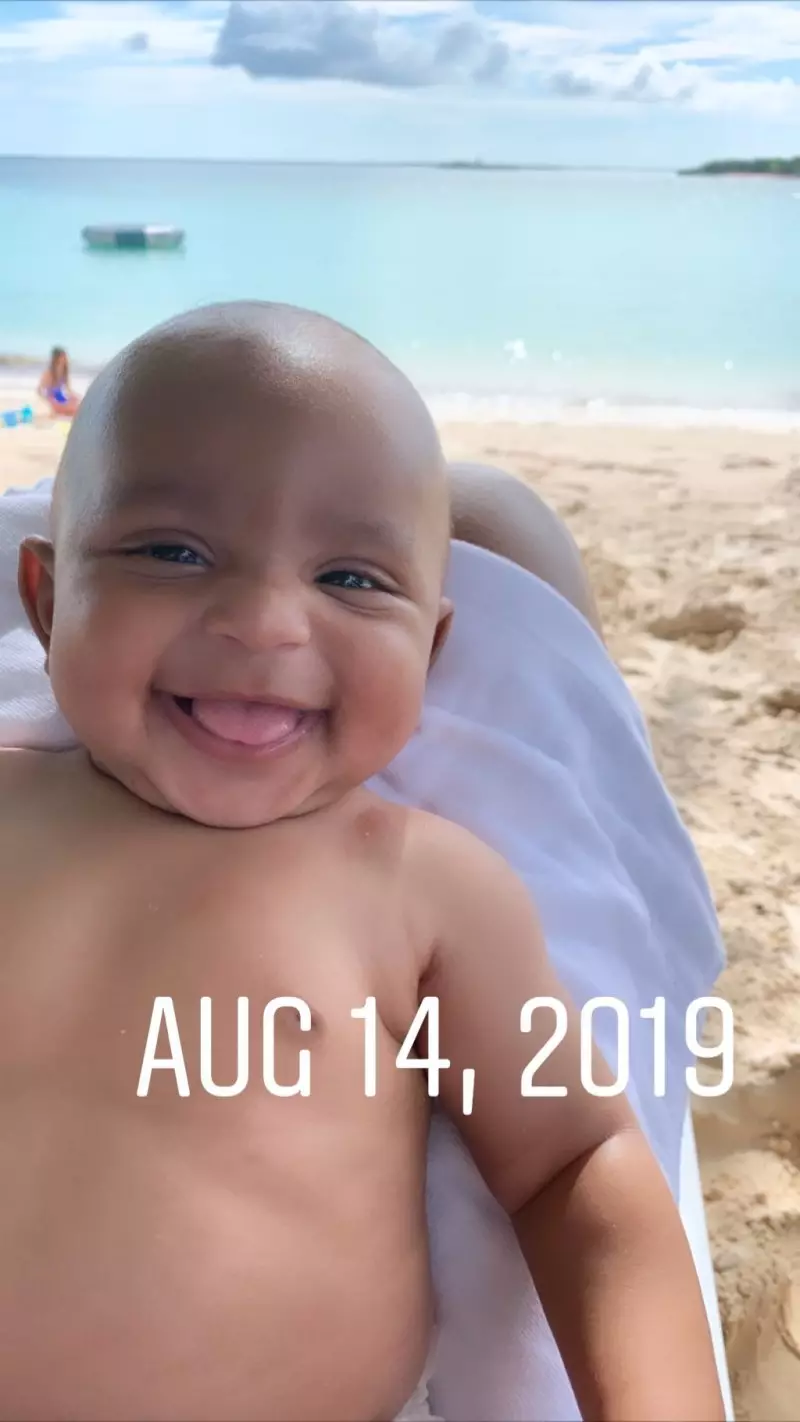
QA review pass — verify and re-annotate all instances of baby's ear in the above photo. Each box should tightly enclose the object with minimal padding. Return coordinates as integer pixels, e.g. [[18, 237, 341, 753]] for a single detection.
[[18, 537, 56, 666], [429, 596, 454, 670]]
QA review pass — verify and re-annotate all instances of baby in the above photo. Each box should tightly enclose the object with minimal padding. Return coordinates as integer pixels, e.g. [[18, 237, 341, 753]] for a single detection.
[[0, 302, 723, 1422]]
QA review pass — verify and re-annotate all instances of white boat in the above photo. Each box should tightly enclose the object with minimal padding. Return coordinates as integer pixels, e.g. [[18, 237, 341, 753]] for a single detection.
[[81, 224, 184, 251]]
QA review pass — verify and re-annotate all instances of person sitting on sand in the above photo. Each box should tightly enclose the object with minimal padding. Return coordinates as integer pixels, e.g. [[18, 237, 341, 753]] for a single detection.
[[37, 346, 81, 417], [1, 301, 724, 1422]]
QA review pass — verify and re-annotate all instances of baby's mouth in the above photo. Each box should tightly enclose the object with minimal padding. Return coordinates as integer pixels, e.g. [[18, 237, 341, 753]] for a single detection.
[[171, 695, 315, 749]]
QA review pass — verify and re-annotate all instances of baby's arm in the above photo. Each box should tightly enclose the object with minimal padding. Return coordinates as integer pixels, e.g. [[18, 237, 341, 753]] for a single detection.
[[417, 817, 724, 1422]]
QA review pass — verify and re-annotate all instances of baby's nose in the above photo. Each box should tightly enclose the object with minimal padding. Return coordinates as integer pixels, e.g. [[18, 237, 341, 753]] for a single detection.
[[204, 577, 312, 652]]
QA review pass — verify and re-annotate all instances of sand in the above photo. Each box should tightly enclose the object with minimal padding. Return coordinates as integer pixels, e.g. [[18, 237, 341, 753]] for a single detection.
[[2, 387, 799, 1420], [441, 420, 800, 1422]]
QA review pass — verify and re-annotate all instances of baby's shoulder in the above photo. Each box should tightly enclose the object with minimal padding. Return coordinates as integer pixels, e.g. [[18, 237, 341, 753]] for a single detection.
[[0, 745, 67, 806], [0, 746, 132, 835], [0, 750, 94, 871], [396, 803, 526, 928], [399, 809, 550, 992], [347, 793, 489, 868], [402, 803, 503, 869]]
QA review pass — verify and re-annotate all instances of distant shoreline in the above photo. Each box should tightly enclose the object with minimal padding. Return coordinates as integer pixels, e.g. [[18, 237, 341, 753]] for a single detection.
[[3, 152, 800, 178], [680, 157, 800, 178], [0, 153, 673, 173]]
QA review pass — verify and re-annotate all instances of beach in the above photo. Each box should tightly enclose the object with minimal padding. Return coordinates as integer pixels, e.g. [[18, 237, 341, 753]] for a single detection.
[[443, 418, 800, 1422], [1, 395, 799, 1420]]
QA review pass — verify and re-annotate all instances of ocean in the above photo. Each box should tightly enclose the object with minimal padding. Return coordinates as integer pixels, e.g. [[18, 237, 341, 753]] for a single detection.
[[3, 155, 800, 421]]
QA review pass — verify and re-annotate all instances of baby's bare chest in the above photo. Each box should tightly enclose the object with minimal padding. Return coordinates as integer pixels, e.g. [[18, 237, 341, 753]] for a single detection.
[[0, 771, 432, 1419], [0, 798, 420, 1110]]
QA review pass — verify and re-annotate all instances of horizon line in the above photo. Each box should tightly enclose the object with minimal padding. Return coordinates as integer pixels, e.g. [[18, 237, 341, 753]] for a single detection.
[[0, 153, 677, 172]]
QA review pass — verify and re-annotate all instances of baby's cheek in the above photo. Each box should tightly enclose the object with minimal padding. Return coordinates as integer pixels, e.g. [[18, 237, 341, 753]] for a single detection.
[[48, 629, 115, 727], [48, 598, 152, 726], [45, 643, 102, 746], [82, 590, 173, 677], [346, 635, 427, 748]]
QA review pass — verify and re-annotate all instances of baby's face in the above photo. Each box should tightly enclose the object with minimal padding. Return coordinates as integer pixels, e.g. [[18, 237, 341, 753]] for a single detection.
[[24, 330, 450, 827]]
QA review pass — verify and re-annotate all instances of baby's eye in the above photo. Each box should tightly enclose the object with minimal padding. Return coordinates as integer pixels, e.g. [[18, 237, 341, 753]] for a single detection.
[[131, 544, 207, 566], [318, 569, 386, 592]]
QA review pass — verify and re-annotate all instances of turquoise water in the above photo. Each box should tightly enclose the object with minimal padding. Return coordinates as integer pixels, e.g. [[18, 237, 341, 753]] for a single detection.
[[2, 156, 800, 413]]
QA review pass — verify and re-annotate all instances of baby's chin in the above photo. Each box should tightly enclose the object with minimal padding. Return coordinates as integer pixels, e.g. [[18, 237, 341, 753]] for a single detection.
[[90, 752, 338, 829]]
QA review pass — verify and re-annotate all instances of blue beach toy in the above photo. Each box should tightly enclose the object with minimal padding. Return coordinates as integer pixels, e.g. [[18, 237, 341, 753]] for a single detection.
[[0, 406, 34, 428]]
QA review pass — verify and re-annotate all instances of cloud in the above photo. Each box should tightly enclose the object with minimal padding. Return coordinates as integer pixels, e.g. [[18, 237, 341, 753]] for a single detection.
[[688, 72, 800, 116], [123, 32, 150, 54], [4, 0, 800, 124], [349, 0, 464, 14], [209, 0, 800, 114], [550, 55, 701, 105], [548, 40, 800, 116], [212, 0, 515, 87], [528, 1, 800, 73], [645, 2, 800, 64], [0, 1, 217, 62]]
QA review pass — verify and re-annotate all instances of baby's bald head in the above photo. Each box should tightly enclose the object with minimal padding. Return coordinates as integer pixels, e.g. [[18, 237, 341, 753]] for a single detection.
[[52, 300, 449, 552], [25, 302, 453, 826]]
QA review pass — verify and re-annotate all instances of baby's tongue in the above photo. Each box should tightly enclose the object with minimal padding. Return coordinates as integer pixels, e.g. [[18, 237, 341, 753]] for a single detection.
[[190, 698, 302, 747]]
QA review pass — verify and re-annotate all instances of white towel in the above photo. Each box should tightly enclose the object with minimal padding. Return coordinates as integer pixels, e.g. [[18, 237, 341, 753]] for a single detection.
[[371, 539, 725, 1420], [0, 483, 725, 1422]]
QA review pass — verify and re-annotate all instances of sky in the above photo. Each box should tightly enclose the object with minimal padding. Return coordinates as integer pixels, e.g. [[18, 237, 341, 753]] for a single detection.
[[2, 0, 800, 166]]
